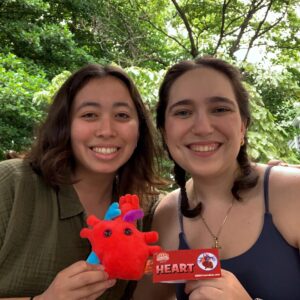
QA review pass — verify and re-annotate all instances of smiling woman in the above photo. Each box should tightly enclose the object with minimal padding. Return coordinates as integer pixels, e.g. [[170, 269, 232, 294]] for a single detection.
[[70, 76, 139, 181], [134, 56, 300, 300], [163, 67, 245, 182], [0, 64, 165, 299]]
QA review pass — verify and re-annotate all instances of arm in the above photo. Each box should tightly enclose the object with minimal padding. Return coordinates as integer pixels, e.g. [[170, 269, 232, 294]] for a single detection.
[[268, 165, 300, 249]]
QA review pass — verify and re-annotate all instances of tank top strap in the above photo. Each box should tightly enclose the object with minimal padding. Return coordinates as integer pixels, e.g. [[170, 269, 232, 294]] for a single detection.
[[177, 192, 184, 233], [263, 165, 273, 213]]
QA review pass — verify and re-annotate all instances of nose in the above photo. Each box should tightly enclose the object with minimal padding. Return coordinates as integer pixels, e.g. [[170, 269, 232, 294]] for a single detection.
[[191, 112, 214, 136], [95, 115, 116, 137]]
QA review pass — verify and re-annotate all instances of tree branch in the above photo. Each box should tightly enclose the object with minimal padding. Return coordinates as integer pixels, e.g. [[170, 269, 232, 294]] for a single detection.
[[171, 0, 198, 57], [243, 0, 287, 61], [213, 0, 232, 54], [228, 0, 266, 57], [139, 14, 190, 53]]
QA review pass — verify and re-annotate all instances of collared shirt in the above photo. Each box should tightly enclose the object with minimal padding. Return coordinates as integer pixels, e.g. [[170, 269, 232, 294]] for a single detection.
[[0, 159, 128, 299]]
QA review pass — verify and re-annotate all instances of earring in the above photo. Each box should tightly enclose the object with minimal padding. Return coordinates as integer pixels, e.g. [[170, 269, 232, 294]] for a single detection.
[[240, 137, 245, 146]]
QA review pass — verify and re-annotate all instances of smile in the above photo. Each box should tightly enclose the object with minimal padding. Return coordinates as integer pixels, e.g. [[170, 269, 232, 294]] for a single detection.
[[91, 147, 119, 154], [189, 143, 219, 152]]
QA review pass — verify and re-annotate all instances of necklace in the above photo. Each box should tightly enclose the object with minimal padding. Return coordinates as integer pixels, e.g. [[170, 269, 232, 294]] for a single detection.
[[200, 199, 234, 249]]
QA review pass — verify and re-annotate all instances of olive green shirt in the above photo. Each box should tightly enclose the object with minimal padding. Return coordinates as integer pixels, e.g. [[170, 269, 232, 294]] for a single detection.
[[0, 159, 128, 299]]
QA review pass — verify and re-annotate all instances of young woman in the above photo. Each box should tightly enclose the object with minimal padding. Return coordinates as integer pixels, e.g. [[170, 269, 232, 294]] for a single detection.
[[0, 64, 164, 300], [135, 57, 300, 300]]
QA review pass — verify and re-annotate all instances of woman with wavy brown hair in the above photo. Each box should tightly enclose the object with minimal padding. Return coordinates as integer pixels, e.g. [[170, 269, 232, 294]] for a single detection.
[[0, 64, 164, 299], [135, 57, 300, 300]]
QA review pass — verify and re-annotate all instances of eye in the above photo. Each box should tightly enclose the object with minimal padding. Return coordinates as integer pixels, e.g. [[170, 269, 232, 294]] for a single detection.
[[115, 112, 130, 121], [212, 107, 232, 114], [173, 109, 192, 118], [103, 229, 112, 237], [124, 228, 133, 235], [81, 112, 98, 120]]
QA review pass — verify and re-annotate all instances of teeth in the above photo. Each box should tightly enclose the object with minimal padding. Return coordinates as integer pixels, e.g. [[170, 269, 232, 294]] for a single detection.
[[190, 144, 217, 152], [92, 147, 118, 154]]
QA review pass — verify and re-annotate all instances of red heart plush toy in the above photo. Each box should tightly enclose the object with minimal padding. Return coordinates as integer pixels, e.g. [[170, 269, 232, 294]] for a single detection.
[[80, 194, 160, 280]]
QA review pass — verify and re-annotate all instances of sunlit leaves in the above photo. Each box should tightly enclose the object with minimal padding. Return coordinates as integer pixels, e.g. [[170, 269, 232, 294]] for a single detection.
[[0, 53, 48, 159]]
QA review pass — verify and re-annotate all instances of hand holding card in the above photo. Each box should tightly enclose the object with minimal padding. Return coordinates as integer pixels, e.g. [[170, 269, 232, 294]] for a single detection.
[[153, 249, 221, 283], [185, 269, 252, 300]]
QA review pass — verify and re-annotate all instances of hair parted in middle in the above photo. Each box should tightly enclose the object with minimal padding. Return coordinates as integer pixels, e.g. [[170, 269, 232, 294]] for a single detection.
[[27, 64, 165, 206], [156, 56, 258, 218]]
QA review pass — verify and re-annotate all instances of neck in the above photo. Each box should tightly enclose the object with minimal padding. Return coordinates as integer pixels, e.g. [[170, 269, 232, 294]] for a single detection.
[[72, 169, 116, 218], [187, 164, 240, 207]]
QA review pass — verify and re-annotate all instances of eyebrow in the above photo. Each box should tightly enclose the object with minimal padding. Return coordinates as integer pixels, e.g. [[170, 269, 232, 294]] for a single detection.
[[76, 101, 133, 111], [167, 99, 193, 112], [208, 96, 235, 105], [167, 96, 235, 112]]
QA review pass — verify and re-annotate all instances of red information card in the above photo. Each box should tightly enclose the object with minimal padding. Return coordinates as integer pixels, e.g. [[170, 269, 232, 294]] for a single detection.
[[152, 248, 221, 283]]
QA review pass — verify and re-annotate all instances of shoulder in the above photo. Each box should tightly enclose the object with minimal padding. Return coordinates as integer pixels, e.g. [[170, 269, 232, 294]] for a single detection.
[[152, 188, 180, 250], [0, 158, 42, 191], [154, 189, 180, 222], [254, 163, 300, 189], [0, 159, 28, 187], [257, 164, 300, 248], [265, 164, 300, 200], [0, 158, 49, 203], [0, 158, 22, 172], [0, 158, 34, 178]]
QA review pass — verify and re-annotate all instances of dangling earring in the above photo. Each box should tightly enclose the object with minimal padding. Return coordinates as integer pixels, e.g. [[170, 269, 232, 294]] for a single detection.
[[240, 137, 245, 146]]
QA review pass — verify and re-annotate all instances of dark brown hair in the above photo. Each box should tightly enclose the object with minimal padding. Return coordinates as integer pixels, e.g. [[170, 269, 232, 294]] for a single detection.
[[156, 56, 258, 218], [27, 64, 164, 203]]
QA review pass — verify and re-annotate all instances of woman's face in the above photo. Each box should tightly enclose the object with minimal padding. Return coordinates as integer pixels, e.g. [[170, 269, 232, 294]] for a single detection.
[[70, 76, 139, 177], [164, 67, 245, 178]]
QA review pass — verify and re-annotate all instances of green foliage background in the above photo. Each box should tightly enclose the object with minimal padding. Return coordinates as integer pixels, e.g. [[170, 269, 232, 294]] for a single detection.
[[1, 0, 300, 172]]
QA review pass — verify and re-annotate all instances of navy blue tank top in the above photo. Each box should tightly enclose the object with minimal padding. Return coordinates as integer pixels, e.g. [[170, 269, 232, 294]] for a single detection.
[[176, 166, 300, 300]]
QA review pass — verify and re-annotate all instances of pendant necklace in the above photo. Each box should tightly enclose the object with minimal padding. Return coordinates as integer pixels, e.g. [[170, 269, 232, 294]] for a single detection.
[[200, 199, 234, 249]]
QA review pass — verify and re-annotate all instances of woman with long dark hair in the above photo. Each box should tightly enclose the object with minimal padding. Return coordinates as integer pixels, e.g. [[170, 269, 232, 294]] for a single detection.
[[135, 57, 300, 300], [0, 64, 164, 299]]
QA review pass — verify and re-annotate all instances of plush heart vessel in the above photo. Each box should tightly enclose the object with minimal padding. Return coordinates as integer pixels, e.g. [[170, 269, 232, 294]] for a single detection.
[[80, 194, 161, 280]]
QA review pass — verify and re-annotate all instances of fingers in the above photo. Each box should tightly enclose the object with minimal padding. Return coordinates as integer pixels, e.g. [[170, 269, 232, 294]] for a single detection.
[[189, 286, 221, 300], [41, 261, 114, 300], [185, 269, 251, 300], [185, 269, 230, 294], [185, 279, 221, 295], [74, 278, 117, 300], [268, 159, 288, 166], [61, 261, 104, 278], [69, 266, 109, 289]]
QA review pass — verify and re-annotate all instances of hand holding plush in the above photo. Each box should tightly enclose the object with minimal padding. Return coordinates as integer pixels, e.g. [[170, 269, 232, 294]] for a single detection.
[[80, 194, 160, 280]]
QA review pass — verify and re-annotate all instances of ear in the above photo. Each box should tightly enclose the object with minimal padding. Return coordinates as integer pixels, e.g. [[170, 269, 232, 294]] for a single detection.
[[241, 119, 247, 136]]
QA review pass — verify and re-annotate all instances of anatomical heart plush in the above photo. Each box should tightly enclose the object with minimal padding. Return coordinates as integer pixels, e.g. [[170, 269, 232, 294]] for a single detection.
[[80, 194, 161, 280]]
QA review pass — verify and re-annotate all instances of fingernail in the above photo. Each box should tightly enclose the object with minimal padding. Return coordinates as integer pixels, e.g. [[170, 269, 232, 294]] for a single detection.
[[107, 279, 116, 287], [96, 264, 105, 270]]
